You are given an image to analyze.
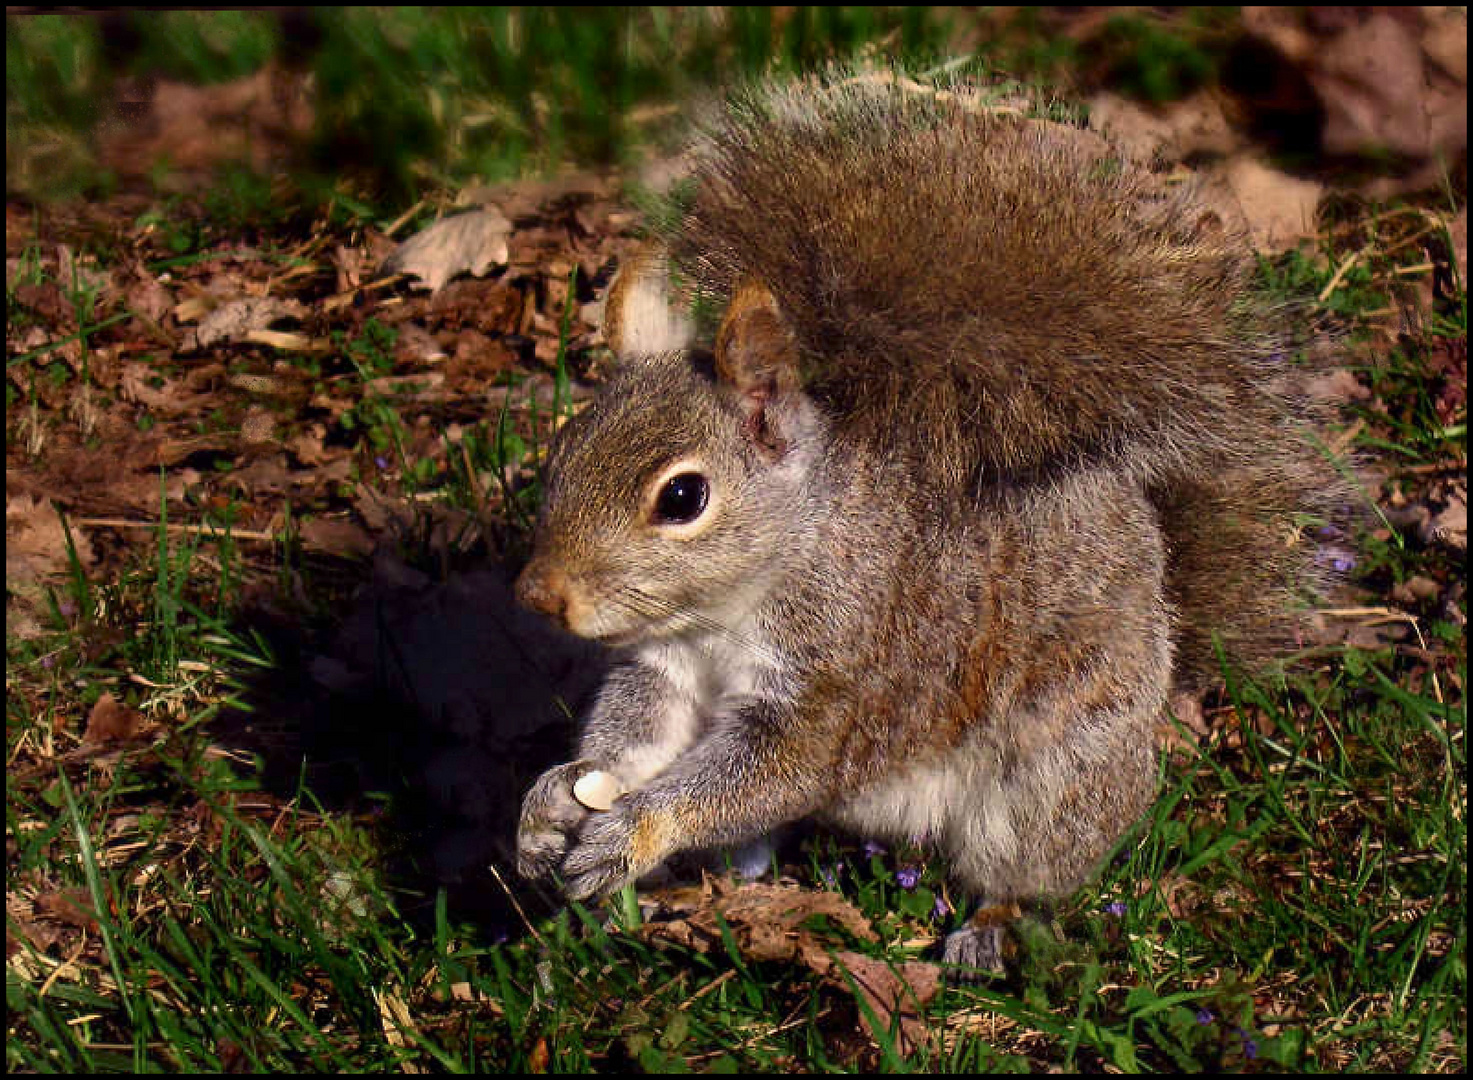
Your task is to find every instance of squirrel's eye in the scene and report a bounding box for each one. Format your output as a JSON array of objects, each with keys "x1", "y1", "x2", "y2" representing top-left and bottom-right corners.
[{"x1": 653, "y1": 472, "x2": 709, "y2": 524}]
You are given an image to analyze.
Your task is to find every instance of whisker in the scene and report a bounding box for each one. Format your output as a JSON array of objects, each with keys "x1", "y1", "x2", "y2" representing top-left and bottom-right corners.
[{"x1": 607, "y1": 585, "x2": 784, "y2": 667}]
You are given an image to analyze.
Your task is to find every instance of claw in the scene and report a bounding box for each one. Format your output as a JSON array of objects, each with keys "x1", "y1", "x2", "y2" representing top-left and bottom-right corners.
[{"x1": 516, "y1": 760, "x2": 599, "y2": 882}]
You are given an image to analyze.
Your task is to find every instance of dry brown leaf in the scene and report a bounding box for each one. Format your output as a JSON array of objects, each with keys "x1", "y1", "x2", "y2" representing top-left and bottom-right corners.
[
  {"x1": 1311, "y1": 12, "x2": 1455, "y2": 161},
  {"x1": 527, "y1": 1037, "x2": 550, "y2": 1074},
  {"x1": 382, "y1": 209, "x2": 513, "y2": 293},
  {"x1": 189, "y1": 296, "x2": 307, "y2": 350},
  {"x1": 637, "y1": 877, "x2": 943, "y2": 1055},
  {"x1": 83, "y1": 692, "x2": 146, "y2": 747},
  {"x1": 11, "y1": 281, "x2": 75, "y2": 328},
  {"x1": 121, "y1": 262, "x2": 175, "y2": 324},
  {"x1": 34, "y1": 888, "x2": 99, "y2": 932},
  {"x1": 819, "y1": 950, "x2": 941, "y2": 1059},
  {"x1": 1241, "y1": 7, "x2": 1467, "y2": 194},
  {"x1": 1087, "y1": 89, "x2": 1238, "y2": 164},
  {"x1": 10, "y1": 906, "x2": 65, "y2": 952},
  {"x1": 99, "y1": 64, "x2": 312, "y2": 183},
  {"x1": 640, "y1": 877, "x2": 878, "y2": 960},
  {"x1": 1219, "y1": 155, "x2": 1324, "y2": 254},
  {"x1": 152, "y1": 433, "x2": 235, "y2": 466},
  {"x1": 393, "y1": 322, "x2": 450, "y2": 365},
  {"x1": 636, "y1": 877, "x2": 946, "y2": 1054},
  {"x1": 285, "y1": 426, "x2": 329, "y2": 466},
  {"x1": 5, "y1": 494, "x2": 94, "y2": 588},
  {"x1": 1427, "y1": 489, "x2": 1467, "y2": 552},
  {"x1": 298, "y1": 516, "x2": 376, "y2": 559},
  {"x1": 119, "y1": 363, "x2": 181, "y2": 413}
]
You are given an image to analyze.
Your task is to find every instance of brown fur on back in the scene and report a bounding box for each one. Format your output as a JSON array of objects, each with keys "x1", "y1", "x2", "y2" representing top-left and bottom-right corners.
[{"x1": 666, "y1": 75, "x2": 1348, "y2": 686}]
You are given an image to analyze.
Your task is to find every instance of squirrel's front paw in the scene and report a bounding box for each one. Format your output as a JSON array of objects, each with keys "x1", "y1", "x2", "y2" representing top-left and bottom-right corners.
[
  {"x1": 516, "y1": 760, "x2": 598, "y2": 880},
  {"x1": 560, "y1": 799, "x2": 673, "y2": 901}
]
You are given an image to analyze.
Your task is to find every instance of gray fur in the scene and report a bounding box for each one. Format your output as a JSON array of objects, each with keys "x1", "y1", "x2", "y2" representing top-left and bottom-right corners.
[{"x1": 513, "y1": 76, "x2": 1349, "y2": 940}]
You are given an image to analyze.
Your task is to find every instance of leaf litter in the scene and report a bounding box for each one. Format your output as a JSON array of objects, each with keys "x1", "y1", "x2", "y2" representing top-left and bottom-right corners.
[{"x1": 5, "y1": 14, "x2": 1468, "y2": 1068}]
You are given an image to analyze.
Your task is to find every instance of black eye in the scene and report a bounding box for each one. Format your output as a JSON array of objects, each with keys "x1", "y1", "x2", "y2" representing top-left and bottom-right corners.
[{"x1": 653, "y1": 472, "x2": 709, "y2": 524}]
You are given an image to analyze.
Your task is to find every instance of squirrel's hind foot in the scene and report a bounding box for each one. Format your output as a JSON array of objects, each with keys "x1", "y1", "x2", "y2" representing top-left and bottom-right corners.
[
  {"x1": 940, "y1": 924, "x2": 1011, "y2": 982},
  {"x1": 939, "y1": 901, "x2": 1027, "y2": 982}
]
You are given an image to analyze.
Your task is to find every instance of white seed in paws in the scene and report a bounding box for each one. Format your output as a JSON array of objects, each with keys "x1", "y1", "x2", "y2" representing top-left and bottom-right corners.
[{"x1": 572, "y1": 770, "x2": 625, "y2": 812}]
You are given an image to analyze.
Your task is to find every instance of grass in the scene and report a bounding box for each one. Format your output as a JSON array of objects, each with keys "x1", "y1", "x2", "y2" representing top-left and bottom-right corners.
[
  {"x1": 7, "y1": 7, "x2": 955, "y2": 203},
  {"x1": 6, "y1": 9, "x2": 1467, "y2": 1075},
  {"x1": 8, "y1": 204, "x2": 1465, "y2": 1075}
]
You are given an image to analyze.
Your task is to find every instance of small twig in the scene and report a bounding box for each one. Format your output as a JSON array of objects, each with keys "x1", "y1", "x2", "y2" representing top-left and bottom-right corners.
[
  {"x1": 71, "y1": 518, "x2": 278, "y2": 543},
  {"x1": 677, "y1": 968, "x2": 737, "y2": 1011},
  {"x1": 1328, "y1": 417, "x2": 1364, "y2": 458},
  {"x1": 487, "y1": 863, "x2": 548, "y2": 951},
  {"x1": 1319, "y1": 245, "x2": 1373, "y2": 303},
  {"x1": 37, "y1": 936, "x2": 90, "y2": 999},
  {"x1": 384, "y1": 200, "x2": 426, "y2": 239},
  {"x1": 1320, "y1": 605, "x2": 1410, "y2": 619}
]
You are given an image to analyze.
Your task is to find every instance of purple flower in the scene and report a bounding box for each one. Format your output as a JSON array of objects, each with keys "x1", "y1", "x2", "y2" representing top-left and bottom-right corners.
[
  {"x1": 58, "y1": 598, "x2": 77, "y2": 618},
  {"x1": 1230, "y1": 1025, "x2": 1260, "y2": 1059},
  {"x1": 1104, "y1": 901, "x2": 1127, "y2": 917},
  {"x1": 1316, "y1": 524, "x2": 1344, "y2": 541},
  {"x1": 1331, "y1": 554, "x2": 1356, "y2": 573},
  {"x1": 41, "y1": 654, "x2": 55, "y2": 669},
  {"x1": 1196, "y1": 1008, "x2": 1215, "y2": 1025},
  {"x1": 375, "y1": 455, "x2": 390, "y2": 470},
  {"x1": 896, "y1": 866, "x2": 920, "y2": 890},
  {"x1": 862, "y1": 839, "x2": 887, "y2": 858},
  {"x1": 932, "y1": 893, "x2": 951, "y2": 919},
  {"x1": 819, "y1": 861, "x2": 844, "y2": 888}
]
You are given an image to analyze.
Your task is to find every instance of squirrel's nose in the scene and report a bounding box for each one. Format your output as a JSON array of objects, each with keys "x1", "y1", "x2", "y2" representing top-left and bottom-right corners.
[{"x1": 516, "y1": 559, "x2": 571, "y2": 626}]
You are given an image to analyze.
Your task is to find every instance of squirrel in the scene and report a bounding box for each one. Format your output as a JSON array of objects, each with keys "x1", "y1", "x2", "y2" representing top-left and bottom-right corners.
[{"x1": 513, "y1": 73, "x2": 1347, "y2": 970}]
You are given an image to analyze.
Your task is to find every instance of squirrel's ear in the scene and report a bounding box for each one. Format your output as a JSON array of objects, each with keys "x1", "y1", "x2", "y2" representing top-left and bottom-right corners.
[
  {"x1": 715, "y1": 279, "x2": 801, "y2": 399},
  {"x1": 603, "y1": 245, "x2": 695, "y2": 361},
  {"x1": 715, "y1": 280, "x2": 804, "y2": 456}
]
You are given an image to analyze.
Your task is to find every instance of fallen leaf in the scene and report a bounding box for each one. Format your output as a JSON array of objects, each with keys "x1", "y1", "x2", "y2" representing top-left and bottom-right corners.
[
  {"x1": 11, "y1": 281, "x2": 75, "y2": 328},
  {"x1": 1087, "y1": 89, "x2": 1238, "y2": 163},
  {"x1": 393, "y1": 322, "x2": 450, "y2": 365},
  {"x1": 382, "y1": 209, "x2": 513, "y2": 293},
  {"x1": 637, "y1": 878, "x2": 943, "y2": 1055},
  {"x1": 1220, "y1": 155, "x2": 1324, "y2": 254},
  {"x1": 5, "y1": 495, "x2": 94, "y2": 589},
  {"x1": 35, "y1": 888, "x2": 99, "y2": 932},
  {"x1": 83, "y1": 692, "x2": 146, "y2": 746},
  {"x1": 820, "y1": 950, "x2": 941, "y2": 1059},
  {"x1": 122, "y1": 263, "x2": 176, "y2": 325},
  {"x1": 1427, "y1": 489, "x2": 1467, "y2": 552},
  {"x1": 285, "y1": 426, "x2": 330, "y2": 466},
  {"x1": 189, "y1": 296, "x2": 308, "y2": 349},
  {"x1": 298, "y1": 516, "x2": 376, "y2": 559}
]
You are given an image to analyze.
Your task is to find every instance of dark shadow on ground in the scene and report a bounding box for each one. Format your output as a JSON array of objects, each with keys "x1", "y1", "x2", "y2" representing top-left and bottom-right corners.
[{"x1": 214, "y1": 554, "x2": 609, "y2": 938}]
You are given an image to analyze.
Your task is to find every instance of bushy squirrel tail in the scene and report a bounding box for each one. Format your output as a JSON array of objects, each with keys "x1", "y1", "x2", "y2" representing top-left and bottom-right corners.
[
  {"x1": 1157, "y1": 437, "x2": 1350, "y2": 692},
  {"x1": 661, "y1": 71, "x2": 1354, "y2": 689}
]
